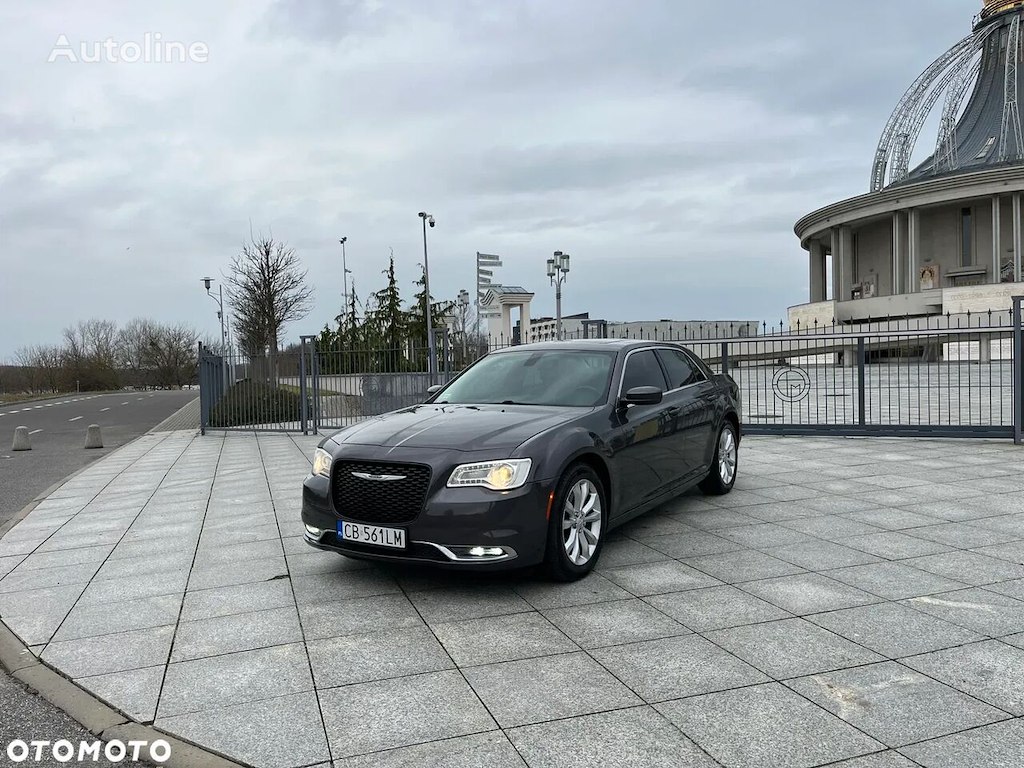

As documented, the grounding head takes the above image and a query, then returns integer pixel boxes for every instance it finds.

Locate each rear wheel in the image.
[544,464,607,581]
[699,420,738,495]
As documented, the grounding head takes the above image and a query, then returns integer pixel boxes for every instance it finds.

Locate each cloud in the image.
[0,0,980,358]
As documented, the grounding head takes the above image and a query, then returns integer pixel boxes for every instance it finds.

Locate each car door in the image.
[656,347,718,478]
[606,348,674,517]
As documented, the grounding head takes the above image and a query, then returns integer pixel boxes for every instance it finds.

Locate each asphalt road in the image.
[0,390,198,527]
[0,390,196,765]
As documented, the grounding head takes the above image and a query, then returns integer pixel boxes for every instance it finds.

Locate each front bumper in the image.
[301,472,552,571]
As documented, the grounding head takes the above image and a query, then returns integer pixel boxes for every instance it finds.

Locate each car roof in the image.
[489,339,679,354]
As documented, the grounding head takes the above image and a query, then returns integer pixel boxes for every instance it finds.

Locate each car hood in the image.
[328,403,585,452]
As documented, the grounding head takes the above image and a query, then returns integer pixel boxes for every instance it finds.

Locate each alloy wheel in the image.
[718,427,737,485]
[562,478,602,565]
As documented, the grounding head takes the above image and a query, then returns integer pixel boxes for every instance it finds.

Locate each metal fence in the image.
[199,298,1024,443]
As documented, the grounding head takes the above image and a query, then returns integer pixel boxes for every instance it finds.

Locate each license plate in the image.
[337,520,406,549]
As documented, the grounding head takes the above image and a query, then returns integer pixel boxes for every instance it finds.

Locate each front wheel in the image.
[543,464,607,581]
[699,421,738,495]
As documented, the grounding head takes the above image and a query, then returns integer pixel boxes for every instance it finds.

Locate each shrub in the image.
[209,379,303,427]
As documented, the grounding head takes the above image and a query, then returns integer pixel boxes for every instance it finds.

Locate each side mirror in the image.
[426,384,444,396]
[620,386,663,407]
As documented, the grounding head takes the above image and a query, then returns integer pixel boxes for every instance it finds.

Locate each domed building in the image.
[791,0,1024,328]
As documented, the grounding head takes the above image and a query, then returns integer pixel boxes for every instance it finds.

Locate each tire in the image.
[699,420,738,496]
[543,464,608,582]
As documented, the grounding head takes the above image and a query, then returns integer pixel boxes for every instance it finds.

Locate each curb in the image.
[0,436,250,768]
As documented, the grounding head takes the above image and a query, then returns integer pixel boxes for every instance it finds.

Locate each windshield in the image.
[436,349,616,407]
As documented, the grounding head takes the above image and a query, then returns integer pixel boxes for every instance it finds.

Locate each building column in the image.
[838,226,854,301]
[1015,193,1023,283]
[520,301,531,344]
[892,211,907,296]
[830,228,841,301]
[809,240,826,302]
[907,209,919,293]
[993,194,1002,285]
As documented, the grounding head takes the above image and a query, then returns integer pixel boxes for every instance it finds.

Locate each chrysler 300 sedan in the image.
[302,340,741,580]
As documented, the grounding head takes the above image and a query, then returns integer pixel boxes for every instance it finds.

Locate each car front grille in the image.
[331,460,432,525]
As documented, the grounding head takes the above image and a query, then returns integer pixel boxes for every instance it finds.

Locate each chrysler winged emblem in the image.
[352,471,407,482]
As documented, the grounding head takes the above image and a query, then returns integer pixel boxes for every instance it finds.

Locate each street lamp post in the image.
[418,212,437,376]
[201,277,227,350]
[546,251,571,340]
[458,289,470,362]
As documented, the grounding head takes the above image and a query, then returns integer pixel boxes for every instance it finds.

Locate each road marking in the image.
[68,416,83,422]
[33,406,42,409]
[21,408,32,412]
[45,404,54,407]
[121,402,129,405]
[137,397,144,401]
[100,407,110,412]
[29,429,42,435]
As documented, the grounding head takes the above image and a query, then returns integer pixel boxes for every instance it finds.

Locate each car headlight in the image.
[312,448,333,478]
[447,459,532,490]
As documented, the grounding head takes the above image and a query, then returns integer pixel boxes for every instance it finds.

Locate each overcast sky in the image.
[0,0,978,358]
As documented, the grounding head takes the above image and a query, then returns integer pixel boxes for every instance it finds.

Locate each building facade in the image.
[791,0,1024,328]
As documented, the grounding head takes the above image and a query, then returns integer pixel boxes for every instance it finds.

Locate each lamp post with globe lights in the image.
[546,251,571,340]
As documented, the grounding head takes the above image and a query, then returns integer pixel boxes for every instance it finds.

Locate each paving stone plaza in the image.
[1,430,1023,767]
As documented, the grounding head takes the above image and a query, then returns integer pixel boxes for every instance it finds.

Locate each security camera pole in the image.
[338,237,349,320]
[418,212,437,377]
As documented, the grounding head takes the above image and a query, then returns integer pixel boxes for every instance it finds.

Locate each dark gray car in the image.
[302,340,741,580]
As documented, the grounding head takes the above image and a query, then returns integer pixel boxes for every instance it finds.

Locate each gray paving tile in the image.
[320,671,497,759]
[668,508,760,530]
[902,551,1024,586]
[844,531,953,560]
[683,550,806,583]
[844,508,941,531]
[807,601,984,658]
[156,692,330,768]
[656,682,883,768]
[716,522,815,548]
[507,706,718,768]
[987,578,1024,601]
[285,549,373,576]
[77,568,189,604]
[644,584,792,632]
[594,538,671,569]
[776,516,885,542]
[591,633,769,702]
[333,732,525,768]
[825,562,969,600]
[765,539,882,570]
[15,545,114,571]
[707,618,884,679]
[53,593,182,642]
[601,560,723,596]
[738,572,880,615]
[903,588,1024,636]
[42,625,174,678]
[187,556,288,590]
[291,569,401,604]
[431,612,577,667]
[158,643,313,717]
[542,598,689,649]
[617,514,696,541]
[787,661,1008,747]
[899,717,1024,768]
[78,665,164,722]
[825,753,920,768]
[907,522,1019,549]
[298,593,424,641]
[193,536,283,566]
[308,626,452,688]
[0,562,102,594]
[463,652,641,728]
[902,640,1024,715]
[513,573,632,610]
[171,606,302,662]
[180,579,296,622]
[405,585,532,624]
[641,530,744,559]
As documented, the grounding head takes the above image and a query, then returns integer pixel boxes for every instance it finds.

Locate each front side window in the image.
[620,350,668,393]
[435,350,615,407]
[656,348,706,389]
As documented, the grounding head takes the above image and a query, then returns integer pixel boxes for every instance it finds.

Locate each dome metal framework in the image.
[870,2,1024,191]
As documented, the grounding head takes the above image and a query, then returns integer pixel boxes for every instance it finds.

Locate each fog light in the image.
[469,546,505,557]
[304,524,323,537]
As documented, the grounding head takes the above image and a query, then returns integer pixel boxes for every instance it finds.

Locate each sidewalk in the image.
[1,430,1023,767]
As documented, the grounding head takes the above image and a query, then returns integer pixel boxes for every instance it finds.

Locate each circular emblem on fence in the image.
[772,367,811,403]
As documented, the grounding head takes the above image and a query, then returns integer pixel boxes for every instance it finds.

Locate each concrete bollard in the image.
[12,426,31,451]
[85,424,103,449]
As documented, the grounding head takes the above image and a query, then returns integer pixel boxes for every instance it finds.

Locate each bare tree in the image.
[118,318,158,389]
[226,234,313,379]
